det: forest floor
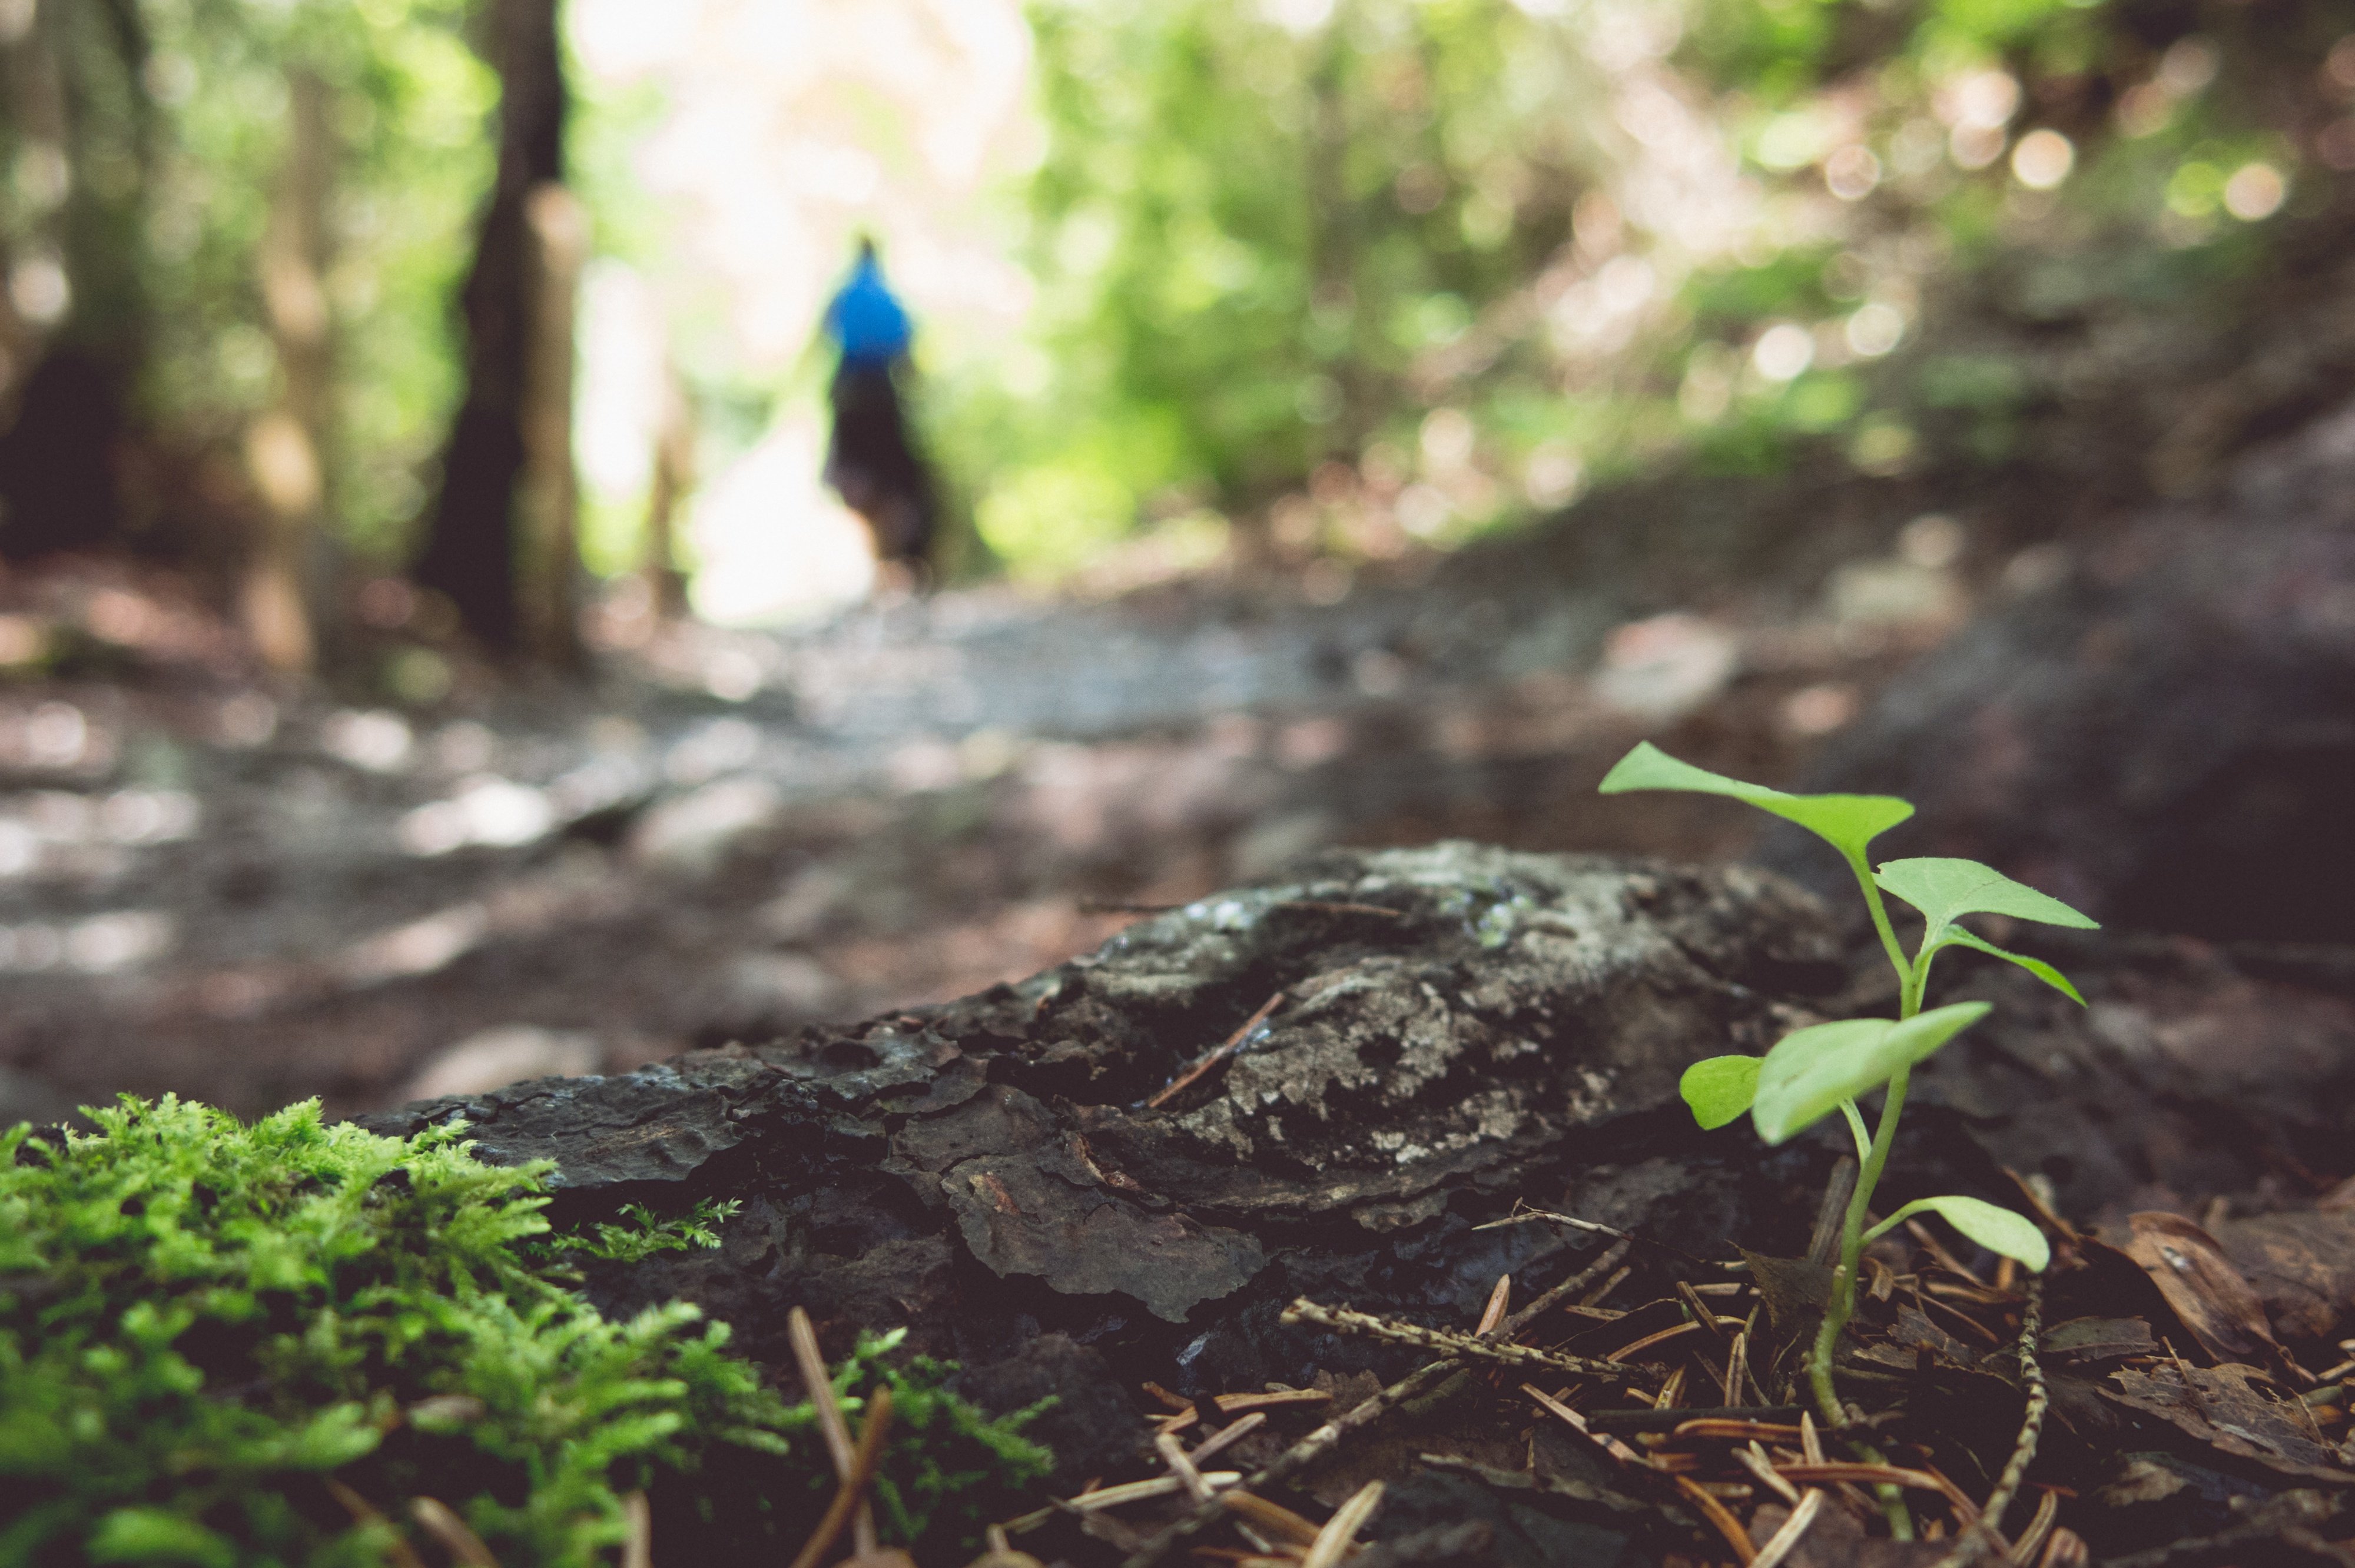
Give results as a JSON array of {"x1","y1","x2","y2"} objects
[
  {"x1": 12, "y1": 183, "x2": 2355, "y2": 1132},
  {"x1": 0, "y1": 486, "x2": 1996, "y2": 1127}
]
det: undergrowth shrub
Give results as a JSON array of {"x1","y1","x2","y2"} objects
[{"x1": 0, "y1": 1096, "x2": 1049, "y2": 1566}]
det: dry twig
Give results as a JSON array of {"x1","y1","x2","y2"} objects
[
  {"x1": 1301, "y1": 1480, "x2": 1386, "y2": 1568},
  {"x1": 1282, "y1": 1297, "x2": 1647, "y2": 1382},
  {"x1": 322, "y1": 1481, "x2": 429, "y2": 1568},
  {"x1": 2009, "y1": 1489, "x2": 2062, "y2": 1566},
  {"x1": 789, "y1": 1386, "x2": 895, "y2": 1568},
  {"x1": 1220, "y1": 1490, "x2": 1325, "y2": 1547},
  {"x1": 1146, "y1": 991, "x2": 1286, "y2": 1108},
  {"x1": 1186, "y1": 1410, "x2": 1266, "y2": 1465},
  {"x1": 1154, "y1": 1431, "x2": 1215, "y2": 1503},
  {"x1": 619, "y1": 1491, "x2": 651, "y2": 1568},
  {"x1": 1523, "y1": 1383, "x2": 1646, "y2": 1466},
  {"x1": 1477, "y1": 1273, "x2": 1511, "y2": 1335},
  {"x1": 1581, "y1": 1406, "x2": 1805, "y2": 1434},
  {"x1": 408, "y1": 1499, "x2": 500, "y2": 1568},
  {"x1": 1676, "y1": 1474, "x2": 1759, "y2": 1564},
  {"x1": 788, "y1": 1305, "x2": 878, "y2": 1557},
  {"x1": 1120, "y1": 1239, "x2": 1633, "y2": 1568},
  {"x1": 1749, "y1": 1490, "x2": 1825, "y2": 1568},
  {"x1": 1151, "y1": 1387, "x2": 1329, "y2": 1437},
  {"x1": 1925, "y1": 1276, "x2": 2046, "y2": 1568}
]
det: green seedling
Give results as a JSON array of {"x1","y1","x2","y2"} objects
[{"x1": 1600, "y1": 743, "x2": 2094, "y2": 1528}]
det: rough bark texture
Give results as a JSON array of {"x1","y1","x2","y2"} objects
[
  {"x1": 356, "y1": 843, "x2": 2355, "y2": 1491},
  {"x1": 413, "y1": 0, "x2": 566, "y2": 651}
]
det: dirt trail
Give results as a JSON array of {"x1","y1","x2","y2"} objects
[{"x1": 0, "y1": 515, "x2": 1979, "y2": 1125}]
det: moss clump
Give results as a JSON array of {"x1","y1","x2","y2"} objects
[{"x1": 0, "y1": 1096, "x2": 1049, "y2": 1566}]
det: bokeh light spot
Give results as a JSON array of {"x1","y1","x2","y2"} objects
[
  {"x1": 2010, "y1": 130, "x2": 2074, "y2": 190},
  {"x1": 2223, "y1": 162, "x2": 2286, "y2": 221}
]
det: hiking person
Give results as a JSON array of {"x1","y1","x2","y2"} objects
[{"x1": 819, "y1": 237, "x2": 937, "y2": 585}]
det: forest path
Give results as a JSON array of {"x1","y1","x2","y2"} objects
[{"x1": 0, "y1": 524, "x2": 1963, "y2": 1124}]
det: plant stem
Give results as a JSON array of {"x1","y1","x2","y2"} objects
[
  {"x1": 1819, "y1": 851, "x2": 1925, "y2": 1539},
  {"x1": 1809, "y1": 1064, "x2": 1908, "y2": 1425},
  {"x1": 1847, "y1": 852, "x2": 1914, "y2": 1004},
  {"x1": 1809, "y1": 1063, "x2": 1916, "y2": 1537}
]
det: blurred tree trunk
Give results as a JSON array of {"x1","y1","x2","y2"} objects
[
  {"x1": 240, "y1": 67, "x2": 336, "y2": 675},
  {"x1": 413, "y1": 0, "x2": 573, "y2": 658},
  {"x1": 641, "y1": 361, "x2": 695, "y2": 620},
  {"x1": 0, "y1": 0, "x2": 153, "y2": 561},
  {"x1": 516, "y1": 182, "x2": 585, "y2": 665},
  {"x1": 1306, "y1": 4, "x2": 1358, "y2": 454}
]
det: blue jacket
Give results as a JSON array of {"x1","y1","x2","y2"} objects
[{"x1": 824, "y1": 257, "x2": 913, "y2": 366}]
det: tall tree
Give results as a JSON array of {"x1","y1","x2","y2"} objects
[
  {"x1": 412, "y1": 0, "x2": 577, "y2": 659},
  {"x1": 240, "y1": 66, "x2": 336, "y2": 673},
  {"x1": 0, "y1": 0, "x2": 155, "y2": 560}
]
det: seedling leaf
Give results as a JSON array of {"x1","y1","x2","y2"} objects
[
  {"x1": 1868, "y1": 1194, "x2": 2049, "y2": 1272},
  {"x1": 1598, "y1": 743, "x2": 1913, "y2": 865},
  {"x1": 1680, "y1": 1056, "x2": 1760, "y2": 1130},
  {"x1": 1874, "y1": 857, "x2": 2097, "y2": 935},
  {"x1": 1939, "y1": 928, "x2": 2085, "y2": 1006},
  {"x1": 1751, "y1": 1001, "x2": 1991, "y2": 1145}
]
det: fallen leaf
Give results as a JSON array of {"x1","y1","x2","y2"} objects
[
  {"x1": 2101, "y1": 1362, "x2": 2355, "y2": 1484},
  {"x1": 2038, "y1": 1316, "x2": 2157, "y2": 1364},
  {"x1": 1742, "y1": 1250, "x2": 1833, "y2": 1341},
  {"x1": 2215, "y1": 1208, "x2": 2355, "y2": 1342},
  {"x1": 2118, "y1": 1212, "x2": 2281, "y2": 1365}
]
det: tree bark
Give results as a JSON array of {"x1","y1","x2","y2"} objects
[
  {"x1": 240, "y1": 67, "x2": 336, "y2": 675},
  {"x1": 642, "y1": 361, "x2": 695, "y2": 620},
  {"x1": 0, "y1": 0, "x2": 151, "y2": 560},
  {"x1": 516, "y1": 182, "x2": 585, "y2": 666},
  {"x1": 413, "y1": 0, "x2": 569, "y2": 655}
]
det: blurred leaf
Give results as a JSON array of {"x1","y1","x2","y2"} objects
[
  {"x1": 1937, "y1": 928, "x2": 2086, "y2": 1006},
  {"x1": 1870, "y1": 1195, "x2": 2049, "y2": 1271},
  {"x1": 1599, "y1": 742, "x2": 1913, "y2": 865},
  {"x1": 1681, "y1": 1055, "x2": 1760, "y2": 1130},
  {"x1": 1751, "y1": 1002, "x2": 1990, "y2": 1144},
  {"x1": 1876, "y1": 857, "x2": 2098, "y2": 933}
]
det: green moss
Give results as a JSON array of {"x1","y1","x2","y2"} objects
[
  {"x1": 526, "y1": 1200, "x2": 744, "y2": 1267},
  {"x1": 0, "y1": 1097, "x2": 1050, "y2": 1566}
]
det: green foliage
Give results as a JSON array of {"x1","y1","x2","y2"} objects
[
  {"x1": 805, "y1": 1332, "x2": 1057, "y2": 1552},
  {"x1": 96, "y1": 0, "x2": 493, "y2": 559},
  {"x1": 0, "y1": 1096, "x2": 1049, "y2": 1565},
  {"x1": 1873, "y1": 857, "x2": 2098, "y2": 936},
  {"x1": 946, "y1": 0, "x2": 1609, "y2": 566},
  {"x1": 1679, "y1": 1055, "x2": 1760, "y2": 1132},
  {"x1": 1750, "y1": 1003, "x2": 1991, "y2": 1146},
  {"x1": 954, "y1": 0, "x2": 2328, "y2": 582},
  {"x1": 1598, "y1": 742, "x2": 1913, "y2": 870},
  {"x1": 1877, "y1": 857, "x2": 2097, "y2": 1005},
  {"x1": 532, "y1": 1200, "x2": 744, "y2": 1265},
  {"x1": 1865, "y1": 1195, "x2": 2049, "y2": 1273},
  {"x1": 1939, "y1": 927, "x2": 2084, "y2": 1006},
  {"x1": 1600, "y1": 743, "x2": 2094, "y2": 1469}
]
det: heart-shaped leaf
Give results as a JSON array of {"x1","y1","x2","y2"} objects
[
  {"x1": 1875, "y1": 857, "x2": 2097, "y2": 935},
  {"x1": 1938, "y1": 928, "x2": 2085, "y2": 1006},
  {"x1": 1751, "y1": 1001, "x2": 1991, "y2": 1145},
  {"x1": 1680, "y1": 1056, "x2": 1759, "y2": 1130},
  {"x1": 1598, "y1": 743, "x2": 1913, "y2": 866},
  {"x1": 1867, "y1": 1194, "x2": 2049, "y2": 1272}
]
